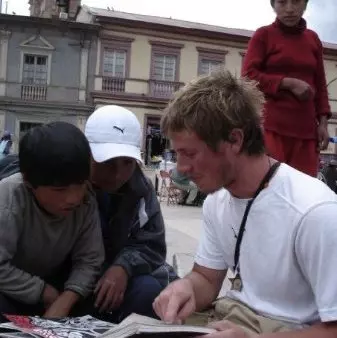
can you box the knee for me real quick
[127,275,163,302]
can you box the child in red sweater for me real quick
[242,0,330,177]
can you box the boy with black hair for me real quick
[0,122,104,320]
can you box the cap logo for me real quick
[113,126,125,134]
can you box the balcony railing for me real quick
[93,77,184,100]
[149,80,181,99]
[21,85,47,101]
[102,77,126,93]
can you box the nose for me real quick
[285,3,295,13]
[64,186,85,206]
[177,161,191,176]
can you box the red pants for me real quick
[264,131,319,177]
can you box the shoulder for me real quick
[203,188,230,224]
[271,164,337,213]
[304,28,323,46]
[305,28,320,40]
[251,24,273,39]
[0,173,28,212]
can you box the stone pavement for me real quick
[160,202,232,296]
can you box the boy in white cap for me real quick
[84,105,176,323]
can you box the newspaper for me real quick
[0,315,115,338]
[0,313,215,338]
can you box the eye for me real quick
[51,187,67,192]
[185,152,196,159]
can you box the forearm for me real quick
[113,243,166,277]
[65,264,102,298]
[54,290,81,312]
[185,271,221,311]
[259,322,337,338]
[44,290,81,318]
[0,263,45,304]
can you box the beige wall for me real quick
[325,60,337,113]
[97,27,337,154]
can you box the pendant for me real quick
[230,273,243,292]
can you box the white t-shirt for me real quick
[195,163,337,326]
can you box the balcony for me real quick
[102,77,126,93]
[93,76,184,102]
[149,80,181,99]
[21,85,47,101]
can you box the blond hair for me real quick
[161,69,265,155]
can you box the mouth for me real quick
[61,206,77,213]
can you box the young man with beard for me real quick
[153,70,337,337]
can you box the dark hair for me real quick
[19,121,91,188]
[271,0,308,6]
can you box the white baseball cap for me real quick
[85,105,142,163]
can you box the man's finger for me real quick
[100,284,116,313]
[110,291,124,310]
[164,293,186,324]
[94,278,103,294]
[176,298,195,322]
[95,282,109,309]
[153,293,169,321]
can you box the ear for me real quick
[228,129,244,155]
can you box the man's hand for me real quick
[317,117,329,151]
[202,321,253,338]
[43,291,80,319]
[281,78,314,101]
[94,265,128,313]
[42,284,60,309]
[153,278,196,324]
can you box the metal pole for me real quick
[0,0,2,14]
[5,0,8,14]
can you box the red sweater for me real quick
[242,19,331,139]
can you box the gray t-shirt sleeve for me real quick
[0,208,45,304]
[64,193,105,297]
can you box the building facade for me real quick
[76,6,337,161]
[29,0,81,19]
[0,13,99,151]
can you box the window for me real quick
[103,50,126,77]
[100,36,133,78]
[22,54,48,85]
[150,41,183,82]
[153,55,176,82]
[197,47,227,76]
[100,36,134,93]
[149,41,183,98]
[199,59,222,76]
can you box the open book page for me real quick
[100,314,215,338]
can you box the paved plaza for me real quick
[160,202,232,295]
